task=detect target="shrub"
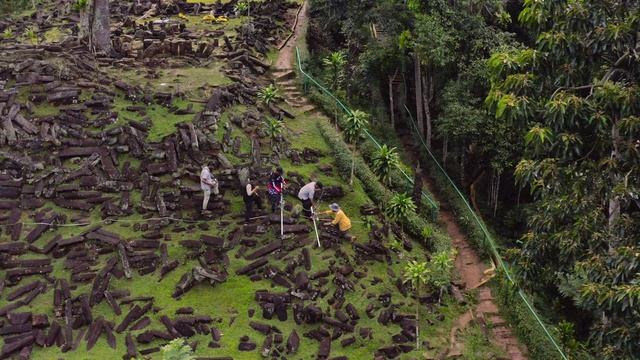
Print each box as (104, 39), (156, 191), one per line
(162, 338), (194, 360)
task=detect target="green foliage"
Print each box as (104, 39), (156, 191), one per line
(24, 26), (38, 45)
(2, 28), (14, 39)
(486, 1), (640, 357)
(234, 1), (249, 15)
(403, 260), (429, 290)
(318, 121), (447, 248)
(262, 117), (283, 147)
(386, 193), (416, 223)
(322, 51), (347, 92)
(427, 249), (455, 293)
(343, 109), (369, 144)
(73, 0), (89, 11)
(371, 144), (400, 186)
(257, 84), (280, 106)
(162, 338), (194, 360)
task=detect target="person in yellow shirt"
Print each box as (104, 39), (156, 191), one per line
(321, 203), (355, 240)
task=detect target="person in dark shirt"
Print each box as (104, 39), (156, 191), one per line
(267, 167), (286, 213)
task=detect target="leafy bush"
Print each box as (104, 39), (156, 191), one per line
(73, 0), (89, 11)
(234, 1), (249, 15)
(162, 338), (194, 360)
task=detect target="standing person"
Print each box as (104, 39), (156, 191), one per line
(321, 203), (354, 240)
(297, 181), (323, 218)
(243, 175), (263, 222)
(267, 167), (286, 213)
(200, 165), (219, 213)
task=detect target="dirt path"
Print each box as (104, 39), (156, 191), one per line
(401, 136), (527, 359)
(275, 1), (308, 70)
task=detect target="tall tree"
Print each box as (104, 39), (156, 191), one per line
(487, 1), (640, 357)
(76, 0), (111, 53)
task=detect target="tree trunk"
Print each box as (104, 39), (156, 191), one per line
(442, 136), (448, 167)
(414, 54), (424, 137)
(608, 123), (621, 233)
(421, 69), (432, 149)
(388, 75), (395, 129)
(415, 286), (420, 349)
(350, 142), (356, 187)
(91, 0), (111, 54)
(79, 8), (90, 41)
(412, 165), (422, 212)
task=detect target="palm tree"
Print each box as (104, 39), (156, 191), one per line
(403, 260), (430, 349)
(262, 117), (283, 151)
(258, 84), (280, 108)
(371, 144), (400, 186)
(322, 51), (347, 125)
(343, 110), (369, 186)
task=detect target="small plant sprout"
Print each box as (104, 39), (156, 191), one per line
(403, 260), (429, 349)
(2, 28), (14, 39)
(25, 26), (38, 45)
(258, 84), (280, 106)
(262, 117), (284, 151)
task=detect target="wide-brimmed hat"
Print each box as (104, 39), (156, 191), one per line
(329, 203), (340, 212)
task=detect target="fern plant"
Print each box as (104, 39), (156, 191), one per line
(162, 338), (194, 360)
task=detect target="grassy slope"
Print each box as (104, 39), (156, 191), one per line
(1, 6), (501, 360)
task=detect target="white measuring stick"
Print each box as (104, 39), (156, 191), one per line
(310, 206), (321, 248)
(280, 193), (284, 239)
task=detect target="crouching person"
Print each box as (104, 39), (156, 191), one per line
(243, 175), (263, 222)
(322, 203), (355, 241)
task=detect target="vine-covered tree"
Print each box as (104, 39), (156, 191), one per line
(486, 1), (640, 357)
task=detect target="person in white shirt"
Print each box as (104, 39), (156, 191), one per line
(243, 175), (263, 222)
(200, 165), (219, 213)
(297, 181), (323, 218)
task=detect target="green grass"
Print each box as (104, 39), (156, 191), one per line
(111, 95), (201, 142)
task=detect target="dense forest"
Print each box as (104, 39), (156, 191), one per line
(305, 0), (640, 359)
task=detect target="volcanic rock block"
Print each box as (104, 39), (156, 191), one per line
(6, 281), (41, 301)
(249, 321), (271, 335)
(125, 333), (137, 359)
(286, 330), (299, 354)
(130, 317), (151, 331)
(318, 336), (332, 359)
(236, 258), (268, 275)
(244, 240), (281, 260)
(238, 341), (256, 351)
(0, 333), (34, 358)
(201, 235), (224, 248)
